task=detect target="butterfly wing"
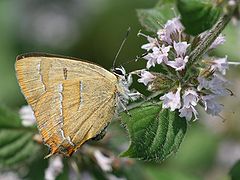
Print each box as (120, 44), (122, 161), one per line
(15, 53), (118, 156)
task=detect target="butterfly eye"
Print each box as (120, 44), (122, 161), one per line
(113, 68), (125, 76)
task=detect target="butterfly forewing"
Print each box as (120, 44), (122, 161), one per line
(15, 54), (118, 156)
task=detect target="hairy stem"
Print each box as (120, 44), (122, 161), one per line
(119, 91), (162, 113)
(184, 3), (238, 79)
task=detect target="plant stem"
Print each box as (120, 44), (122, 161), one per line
(184, 3), (238, 79)
(120, 91), (162, 113)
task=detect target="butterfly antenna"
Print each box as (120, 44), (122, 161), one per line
(112, 27), (131, 68)
(120, 52), (148, 67)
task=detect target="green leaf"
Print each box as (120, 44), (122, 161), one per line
(177, 0), (222, 35)
(229, 160), (240, 180)
(120, 103), (187, 162)
(0, 106), (39, 167)
(137, 0), (176, 32)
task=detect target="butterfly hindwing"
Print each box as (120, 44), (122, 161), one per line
(15, 53), (118, 156)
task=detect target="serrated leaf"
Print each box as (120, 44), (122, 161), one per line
(177, 0), (221, 35)
(137, 0), (176, 32)
(229, 160), (240, 180)
(120, 103), (187, 162)
(3, 139), (38, 165)
(0, 106), (39, 167)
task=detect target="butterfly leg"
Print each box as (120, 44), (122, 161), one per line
(128, 91), (143, 101)
(129, 69), (145, 76)
(117, 96), (131, 116)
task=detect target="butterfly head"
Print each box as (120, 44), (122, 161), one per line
(113, 65), (142, 108)
(112, 66), (133, 87)
(112, 66), (142, 107)
(112, 66), (126, 77)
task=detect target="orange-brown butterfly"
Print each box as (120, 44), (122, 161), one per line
(15, 53), (138, 157)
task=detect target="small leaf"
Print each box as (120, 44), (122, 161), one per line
(229, 160), (240, 180)
(0, 106), (39, 167)
(120, 103), (187, 162)
(137, 0), (176, 32)
(177, 0), (222, 35)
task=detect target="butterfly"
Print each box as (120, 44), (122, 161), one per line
(15, 53), (137, 158)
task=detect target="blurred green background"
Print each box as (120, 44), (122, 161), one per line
(0, 0), (155, 108)
(1, 0), (240, 179)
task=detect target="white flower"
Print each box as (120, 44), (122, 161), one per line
(208, 75), (229, 96)
(0, 171), (20, 180)
(209, 34), (225, 49)
(141, 36), (159, 51)
(45, 156), (63, 180)
(138, 71), (155, 86)
(197, 76), (209, 91)
(201, 95), (223, 116)
(228, 0), (237, 6)
(157, 29), (172, 44)
(143, 45), (171, 68)
(160, 87), (181, 111)
(211, 56), (228, 75)
(157, 17), (184, 45)
(166, 56), (189, 71)
(179, 105), (198, 121)
(182, 89), (199, 107)
(143, 53), (157, 69)
(173, 41), (189, 57)
(93, 150), (113, 172)
(179, 89), (199, 121)
(152, 47), (165, 64)
(19, 105), (36, 127)
(164, 17), (184, 35)
(166, 41), (189, 71)
(152, 45), (171, 64)
(197, 75), (229, 96)
(160, 45), (171, 63)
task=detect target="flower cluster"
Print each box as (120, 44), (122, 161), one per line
(19, 105), (36, 127)
(137, 17), (231, 121)
(45, 156), (63, 180)
(93, 149), (114, 172)
(139, 17), (190, 71)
